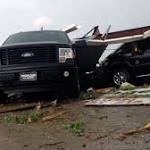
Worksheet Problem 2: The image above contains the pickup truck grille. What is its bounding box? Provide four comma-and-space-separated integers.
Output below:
1, 50, 7, 65
1, 47, 57, 65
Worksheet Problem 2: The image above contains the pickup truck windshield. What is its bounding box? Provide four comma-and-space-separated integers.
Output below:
3, 31, 71, 45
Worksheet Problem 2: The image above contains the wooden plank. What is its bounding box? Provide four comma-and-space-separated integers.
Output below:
85, 98, 150, 106
0, 103, 37, 113
0, 102, 53, 114
42, 110, 68, 122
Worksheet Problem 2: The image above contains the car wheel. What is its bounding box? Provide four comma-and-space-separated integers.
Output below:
112, 69, 130, 87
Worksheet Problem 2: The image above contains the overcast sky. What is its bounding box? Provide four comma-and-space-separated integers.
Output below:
0, 0, 149, 44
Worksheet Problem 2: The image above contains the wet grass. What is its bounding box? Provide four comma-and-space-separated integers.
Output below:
79, 91, 96, 100
64, 122, 86, 136
4, 111, 43, 124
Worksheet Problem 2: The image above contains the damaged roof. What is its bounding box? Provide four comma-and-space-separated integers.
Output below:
106, 26, 150, 39
87, 25, 150, 46
95, 25, 150, 40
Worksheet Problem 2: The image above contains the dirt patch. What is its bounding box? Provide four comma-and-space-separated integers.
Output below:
0, 99, 150, 150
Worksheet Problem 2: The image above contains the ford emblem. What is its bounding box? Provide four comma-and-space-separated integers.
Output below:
21, 52, 34, 58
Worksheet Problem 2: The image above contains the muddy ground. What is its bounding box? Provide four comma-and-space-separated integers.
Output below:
0, 94, 149, 150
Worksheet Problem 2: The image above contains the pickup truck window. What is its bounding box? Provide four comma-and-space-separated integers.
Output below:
3, 31, 71, 45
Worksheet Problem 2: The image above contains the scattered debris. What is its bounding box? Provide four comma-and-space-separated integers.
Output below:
0, 103, 37, 114
94, 134, 108, 140
42, 110, 68, 122
85, 131, 110, 141
95, 88, 114, 94
85, 98, 150, 106
87, 87, 94, 93
80, 89, 96, 100
123, 122, 150, 135
0, 101, 57, 114
120, 82, 136, 91
50, 99, 58, 107
64, 122, 85, 136
143, 83, 150, 88
118, 122, 150, 140
117, 135, 128, 141
85, 86, 150, 106
35, 102, 42, 111
102, 86, 150, 99
39, 141, 64, 149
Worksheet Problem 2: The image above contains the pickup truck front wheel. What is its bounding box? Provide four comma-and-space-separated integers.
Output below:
112, 69, 130, 87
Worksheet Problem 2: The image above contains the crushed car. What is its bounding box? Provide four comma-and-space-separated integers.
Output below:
86, 26, 150, 87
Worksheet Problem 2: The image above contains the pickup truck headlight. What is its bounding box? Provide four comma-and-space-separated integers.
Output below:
59, 48, 74, 63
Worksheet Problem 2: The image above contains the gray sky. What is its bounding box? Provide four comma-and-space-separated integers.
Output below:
0, 0, 149, 44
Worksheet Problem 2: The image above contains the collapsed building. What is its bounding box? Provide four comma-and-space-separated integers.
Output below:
73, 25, 150, 87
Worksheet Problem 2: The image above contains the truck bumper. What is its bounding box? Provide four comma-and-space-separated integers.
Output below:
0, 66, 78, 94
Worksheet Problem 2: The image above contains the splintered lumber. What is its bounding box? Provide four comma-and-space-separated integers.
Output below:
124, 122, 150, 135
118, 122, 150, 140
42, 110, 68, 122
40, 141, 64, 149
0, 101, 54, 114
0, 103, 37, 114
95, 88, 113, 94
85, 98, 150, 106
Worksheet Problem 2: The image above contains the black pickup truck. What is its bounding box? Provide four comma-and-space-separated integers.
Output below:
0, 30, 79, 97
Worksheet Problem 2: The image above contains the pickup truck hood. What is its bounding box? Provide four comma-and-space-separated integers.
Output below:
0, 41, 71, 49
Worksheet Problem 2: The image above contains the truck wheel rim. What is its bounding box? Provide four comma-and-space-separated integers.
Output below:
113, 72, 127, 86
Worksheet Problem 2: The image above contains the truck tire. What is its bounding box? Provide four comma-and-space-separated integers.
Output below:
112, 69, 131, 88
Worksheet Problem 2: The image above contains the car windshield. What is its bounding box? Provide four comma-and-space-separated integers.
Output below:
3, 31, 71, 45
